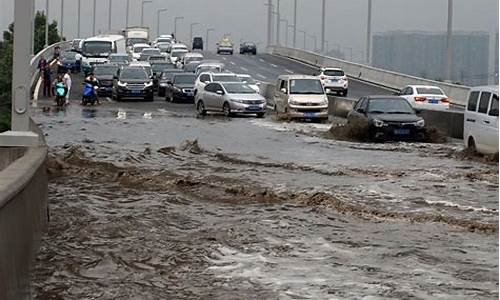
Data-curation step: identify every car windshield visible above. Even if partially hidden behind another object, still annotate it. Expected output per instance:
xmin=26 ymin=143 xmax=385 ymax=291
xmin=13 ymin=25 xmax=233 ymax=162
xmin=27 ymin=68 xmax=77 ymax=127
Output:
xmin=142 ymin=49 xmax=160 ymax=55
xmin=94 ymin=66 xmax=119 ymax=76
xmin=323 ymin=70 xmax=344 ymax=76
xmin=174 ymin=75 xmax=197 ymax=84
xmin=157 ymin=44 xmax=170 ymax=51
xmin=223 ymin=83 xmax=256 ymax=94
xmin=161 ymin=71 xmax=183 ymax=79
xmin=416 ymin=87 xmax=444 ymax=95
xmin=244 ymin=43 xmax=255 ymax=47
xmin=368 ymin=99 xmax=414 ymax=114
xmin=289 ymin=79 xmax=324 ymax=95
xmin=156 ymin=38 xmax=171 ymax=43
xmin=152 ymin=63 xmax=169 ymax=73
xmin=109 ymin=55 xmax=128 ymax=62
xmin=185 ymin=57 xmax=203 ymax=64
xmin=120 ymin=68 xmax=148 ymax=79
xmin=134 ymin=46 xmax=148 ymax=53
xmin=239 ymin=77 xmax=256 ymax=84
xmin=213 ymin=75 xmax=240 ymax=82
xmin=83 ymin=41 xmax=112 ymax=55
xmin=127 ymin=38 xmax=148 ymax=46
xmin=171 ymin=51 xmax=188 ymax=59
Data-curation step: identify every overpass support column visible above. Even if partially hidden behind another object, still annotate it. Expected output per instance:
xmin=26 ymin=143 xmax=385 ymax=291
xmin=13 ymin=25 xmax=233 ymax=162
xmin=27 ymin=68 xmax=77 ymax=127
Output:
xmin=0 ymin=0 xmax=39 ymax=146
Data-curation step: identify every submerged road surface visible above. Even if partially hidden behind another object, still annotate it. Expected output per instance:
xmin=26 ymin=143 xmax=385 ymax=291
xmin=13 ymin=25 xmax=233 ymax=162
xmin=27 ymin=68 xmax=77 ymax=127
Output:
xmin=31 ymin=61 xmax=498 ymax=299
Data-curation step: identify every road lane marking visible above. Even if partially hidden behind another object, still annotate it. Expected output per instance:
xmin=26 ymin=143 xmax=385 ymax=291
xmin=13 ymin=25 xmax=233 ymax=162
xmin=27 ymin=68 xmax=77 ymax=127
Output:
xmin=259 ymin=58 xmax=265 ymax=63
xmin=240 ymin=67 xmax=248 ymax=72
xmin=106 ymin=97 xmax=113 ymax=103
xmin=230 ymin=61 xmax=236 ymax=65
xmin=285 ymin=69 xmax=294 ymax=74
xmin=270 ymin=64 xmax=278 ymax=68
xmin=256 ymin=74 xmax=267 ymax=79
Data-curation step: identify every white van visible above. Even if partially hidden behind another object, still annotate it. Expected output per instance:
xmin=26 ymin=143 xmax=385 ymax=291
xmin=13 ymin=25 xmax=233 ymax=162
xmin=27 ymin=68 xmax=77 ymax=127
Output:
xmin=272 ymin=75 xmax=329 ymax=120
xmin=463 ymin=85 xmax=499 ymax=154
xmin=82 ymin=35 xmax=126 ymax=65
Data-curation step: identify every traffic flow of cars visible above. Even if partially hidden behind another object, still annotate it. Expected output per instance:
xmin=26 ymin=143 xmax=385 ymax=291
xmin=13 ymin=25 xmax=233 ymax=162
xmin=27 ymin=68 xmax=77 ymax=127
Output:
xmin=68 ymin=24 xmax=498 ymax=153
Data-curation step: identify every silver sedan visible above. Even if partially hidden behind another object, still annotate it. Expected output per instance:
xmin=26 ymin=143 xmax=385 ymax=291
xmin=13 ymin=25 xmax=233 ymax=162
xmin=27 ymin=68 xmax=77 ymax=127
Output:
xmin=195 ymin=82 xmax=266 ymax=118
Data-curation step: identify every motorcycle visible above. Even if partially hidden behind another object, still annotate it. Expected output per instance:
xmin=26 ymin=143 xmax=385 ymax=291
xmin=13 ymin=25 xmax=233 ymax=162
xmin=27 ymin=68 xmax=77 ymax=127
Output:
xmin=54 ymin=82 xmax=67 ymax=107
xmin=81 ymin=82 xmax=98 ymax=106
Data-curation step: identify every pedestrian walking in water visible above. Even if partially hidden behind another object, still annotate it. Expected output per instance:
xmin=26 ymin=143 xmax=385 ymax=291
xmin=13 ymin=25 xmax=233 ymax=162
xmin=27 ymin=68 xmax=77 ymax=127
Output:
xmin=63 ymin=69 xmax=72 ymax=105
xmin=38 ymin=55 xmax=48 ymax=73
xmin=43 ymin=66 xmax=52 ymax=97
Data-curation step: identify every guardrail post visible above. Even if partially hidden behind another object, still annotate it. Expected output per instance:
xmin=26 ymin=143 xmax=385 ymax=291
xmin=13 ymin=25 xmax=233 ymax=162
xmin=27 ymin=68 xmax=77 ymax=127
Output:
xmin=0 ymin=0 xmax=39 ymax=147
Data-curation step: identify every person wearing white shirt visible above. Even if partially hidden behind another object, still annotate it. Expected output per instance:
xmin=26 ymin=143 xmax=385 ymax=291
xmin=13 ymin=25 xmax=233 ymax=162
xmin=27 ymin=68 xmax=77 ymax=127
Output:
xmin=63 ymin=70 xmax=72 ymax=104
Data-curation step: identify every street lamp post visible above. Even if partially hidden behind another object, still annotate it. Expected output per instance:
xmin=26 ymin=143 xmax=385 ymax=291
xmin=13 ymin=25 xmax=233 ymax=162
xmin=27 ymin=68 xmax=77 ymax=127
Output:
xmin=206 ymin=28 xmax=215 ymax=51
xmin=60 ymin=0 xmax=64 ymax=40
xmin=92 ymin=0 xmax=96 ymax=35
xmin=309 ymin=35 xmax=317 ymax=52
xmin=280 ymin=19 xmax=289 ymax=47
xmin=77 ymin=0 xmax=81 ymax=38
xmin=174 ymin=16 xmax=184 ymax=41
xmin=276 ymin=0 xmax=281 ymax=45
xmin=45 ymin=0 xmax=49 ymax=46
xmin=366 ymin=0 xmax=372 ymax=64
xmin=141 ymin=0 xmax=152 ymax=27
xmin=445 ymin=0 xmax=453 ymax=80
xmin=345 ymin=46 xmax=353 ymax=61
xmin=190 ymin=22 xmax=199 ymax=45
xmin=321 ymin=0 xmax=325 ymax=52
xmin=293 ymin=0 xmax=297 ymax=48
xmin=299 ymin=30 xmax=306 ymax=50
xmin=125 ymin=0 xmax=130 ymax=28
xmin=266 ymin=0 xmax=272 ymax=47
xmin=324 ymin=40 xmax=329 ymax=54
xmin=108 ymin=0 xmax=113 ymax=32
xmin=157 ymin=9 xmax=168 ymax=37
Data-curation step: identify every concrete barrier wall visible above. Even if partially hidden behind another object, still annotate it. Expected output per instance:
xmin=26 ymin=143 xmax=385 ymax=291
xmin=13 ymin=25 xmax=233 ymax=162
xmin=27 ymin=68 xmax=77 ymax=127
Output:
xmin=268 ymin=45 xmax=470 ymax=107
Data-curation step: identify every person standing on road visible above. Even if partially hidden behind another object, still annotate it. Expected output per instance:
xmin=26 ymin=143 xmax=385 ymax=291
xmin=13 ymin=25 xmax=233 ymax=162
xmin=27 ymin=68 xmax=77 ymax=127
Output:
xmin=63 ymin=69 xmax=72 ymax=105
xmin=42 ymin=66 xmax=52 ymax=98
xmin=38 ymin=55 xmax=48 ymax=73
xmin=75 ymin=52 xmax=83 ymax=73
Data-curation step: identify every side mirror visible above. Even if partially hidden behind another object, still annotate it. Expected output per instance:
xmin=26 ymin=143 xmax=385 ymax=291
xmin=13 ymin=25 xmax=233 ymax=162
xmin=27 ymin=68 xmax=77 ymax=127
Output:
xmin=216 ymin=90 xmax=224 ymax=95
xmin=414 ymin=109 xmax=422 ymax=115
xmin=393 ymin=91 xmax=401 ymax=96
xmin=489 ymin=109 xmax=499 ymax=117
xmin=280 ymin=88 xmax=287 ymax=94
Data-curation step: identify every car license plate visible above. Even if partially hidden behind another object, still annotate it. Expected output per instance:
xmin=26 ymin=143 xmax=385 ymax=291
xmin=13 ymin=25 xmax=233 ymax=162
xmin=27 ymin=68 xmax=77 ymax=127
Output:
xmin=185 ymin=92 xmax=193 ymax=96
xmin=303 ymin=112 xmax=316 ymax=118
xmin=247 ymin=106 xmax=260 ymax=111
xmin=428 ymin=98 xmax=439 ymax=104
xmin=394 ymin=129 xmax=410 ymax=135
xmin=131 ymin=90 xmax=141 ymax=95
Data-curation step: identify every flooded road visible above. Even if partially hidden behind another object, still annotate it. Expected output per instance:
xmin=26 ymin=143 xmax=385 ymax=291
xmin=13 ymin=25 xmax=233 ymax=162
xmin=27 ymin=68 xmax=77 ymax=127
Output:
xmin=32 ymin=95 xmax=498 ymax=299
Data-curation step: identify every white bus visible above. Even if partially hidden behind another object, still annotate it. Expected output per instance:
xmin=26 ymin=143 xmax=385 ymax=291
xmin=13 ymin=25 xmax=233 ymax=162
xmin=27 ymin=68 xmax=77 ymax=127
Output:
xmin=82 ymin=35 xmax=126 ymax=65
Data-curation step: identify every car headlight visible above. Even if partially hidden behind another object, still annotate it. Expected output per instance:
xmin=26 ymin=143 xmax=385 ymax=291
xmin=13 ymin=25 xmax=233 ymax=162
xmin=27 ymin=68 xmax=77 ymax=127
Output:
xmin=117 ymin=81 xmax=127 ymax=87
xmin=373 ymin=119 xmax=386 ymax=128
xmin=181 ymin=89 xmax=191 ymax=93
xmin=415 ymin=119 xmax=425 ymax=128
xmin=321 ymin=99 xmax=329 ymax=106
xmin=288 ymin=99 xmax=301 ymax=106
xmin=144 ymin=81 xmax=153 ymax=88
xmin=231 ymin=99 xmax=245 ymax=104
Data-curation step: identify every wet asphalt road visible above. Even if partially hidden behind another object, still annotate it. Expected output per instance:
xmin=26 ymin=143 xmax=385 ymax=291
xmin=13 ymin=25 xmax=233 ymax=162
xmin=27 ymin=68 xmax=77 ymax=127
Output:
xmin=30 ymin=55 xmax=498 ymax=299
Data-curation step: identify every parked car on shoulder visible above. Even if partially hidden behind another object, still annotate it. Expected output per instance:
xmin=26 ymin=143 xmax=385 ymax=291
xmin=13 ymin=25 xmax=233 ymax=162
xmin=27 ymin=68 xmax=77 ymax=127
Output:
xmin=318 ymin=67 xmax=348 ymax=96
xmin=112 ymin=66 xmax=154 ymax=101
xmin=195 ymin=82 xmax=266 ymax=117
xmin=272 ymin=75 xmax=329 ymax=120
xmin=192 ymin=37 xmax=204 ymax=51
xmin=397 ymin=85 xmax=450 ymax=111
xmin=194 ymin=72 xmax=241 ymax=96
xmin=463 ymin=85 xmax=499 ymax=154
xmin=165 ymin=73 xmax=197 ymax=103
xmin=93 ymin=64 xmax=120 ymax=96
xmin=347 ymin=95 xmax=426 ymax=141
xmin=239 ymin=42 xmax=257 ymax=55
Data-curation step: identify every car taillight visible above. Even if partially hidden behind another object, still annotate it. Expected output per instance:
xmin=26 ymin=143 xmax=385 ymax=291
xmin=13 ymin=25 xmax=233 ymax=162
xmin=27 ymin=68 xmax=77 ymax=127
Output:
xmin=320 ymin=76 xmax=326 ymax=80
xmin=440 ymin=97 xmax=450 ymax=103
xmin=414 ymin=96 xmax=426 ymax=102
xmin=342 ymin=76 xmax=347 ymax=81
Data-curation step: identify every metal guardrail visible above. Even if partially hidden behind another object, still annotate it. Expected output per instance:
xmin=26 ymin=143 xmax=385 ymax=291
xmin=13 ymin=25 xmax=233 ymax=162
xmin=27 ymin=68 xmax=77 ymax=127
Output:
xmin=267 ymin=45 xmax=471 ymax=106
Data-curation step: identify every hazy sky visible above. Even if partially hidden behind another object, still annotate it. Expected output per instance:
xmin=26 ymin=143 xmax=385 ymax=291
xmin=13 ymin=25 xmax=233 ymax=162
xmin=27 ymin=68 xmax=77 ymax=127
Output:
xmin=1 ymin=0 xmax=498 ymax=60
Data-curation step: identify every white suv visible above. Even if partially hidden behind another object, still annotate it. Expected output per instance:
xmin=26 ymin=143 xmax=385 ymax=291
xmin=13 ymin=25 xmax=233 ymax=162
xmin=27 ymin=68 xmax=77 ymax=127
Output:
xmin=464 ymin=85 xmax=499 ymax=154
xmin=318 ymin=67 xmax=348 ymax=96
xmin=194 ymin=72 xmax=241 ymax=96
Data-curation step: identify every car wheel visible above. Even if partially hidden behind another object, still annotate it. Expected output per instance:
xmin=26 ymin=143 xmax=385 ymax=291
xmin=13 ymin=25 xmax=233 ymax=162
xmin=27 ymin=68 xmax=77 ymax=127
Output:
xmin=223 ymin=102 xmax=233 ymax=117
xmin=145 ymin=94 xmax=154 ymax=102
xmin=467 ymin=137 xmax=477 ymax=153
xmin=343 ymin=89 xmax=348 ymax=97
xmin=158 ymin=88 xmax=165 ymax=97
xmin=256 ymin=112 xmax=265 ymax=118
xmin=197 ymin=100 xmax=207 ymax=116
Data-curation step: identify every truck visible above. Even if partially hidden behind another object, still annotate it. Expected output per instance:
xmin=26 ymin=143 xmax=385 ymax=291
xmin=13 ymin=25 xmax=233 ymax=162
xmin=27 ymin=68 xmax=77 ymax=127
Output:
xmin=123 ymin=26 xmax=150 ymax=52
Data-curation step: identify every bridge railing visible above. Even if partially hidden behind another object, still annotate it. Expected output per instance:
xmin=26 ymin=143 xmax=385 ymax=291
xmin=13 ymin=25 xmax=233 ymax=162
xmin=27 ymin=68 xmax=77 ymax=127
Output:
xmin=267 ymin=45 xmax=471 ymax=106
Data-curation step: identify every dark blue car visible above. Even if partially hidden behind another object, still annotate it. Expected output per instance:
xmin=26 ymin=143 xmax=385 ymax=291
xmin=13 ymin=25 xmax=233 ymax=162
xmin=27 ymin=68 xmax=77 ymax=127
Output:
xmin=60 ymin=51 xmax=79 ymax=72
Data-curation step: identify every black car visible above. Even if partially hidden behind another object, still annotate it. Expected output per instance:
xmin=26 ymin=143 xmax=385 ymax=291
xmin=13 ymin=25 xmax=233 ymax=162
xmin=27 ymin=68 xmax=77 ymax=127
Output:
xmin=347 ymin=96 xmax=426 ymax=141
xmin=151 ymin=61 xmax=173 ymax=90
xmin=192 ymin=37 xmax=204 ymax=51
xmin=240 ymin=42 xmax=257 ymax=55
xmin=94 ymin=64 xmax=120 ymax=96
xmin=112 ymin=66 xmax=154 ymax=101
xmin=158 ymin=69 xmax=185 ymax=97
xmin=165 ymin=73 xmax=197 ymax=103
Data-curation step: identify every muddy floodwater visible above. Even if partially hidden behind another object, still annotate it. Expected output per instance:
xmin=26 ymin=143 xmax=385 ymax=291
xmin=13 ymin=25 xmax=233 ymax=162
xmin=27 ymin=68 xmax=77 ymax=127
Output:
xmin=31 ymin=102 xmax=498 ymax=299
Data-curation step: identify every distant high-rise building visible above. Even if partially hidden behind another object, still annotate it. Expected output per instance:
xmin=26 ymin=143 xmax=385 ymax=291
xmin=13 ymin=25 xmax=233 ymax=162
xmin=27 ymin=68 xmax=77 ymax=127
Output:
xmin=372 ymin=31 xmax=491 ymax=86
